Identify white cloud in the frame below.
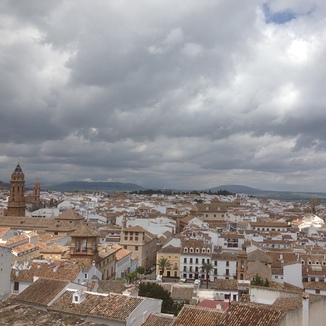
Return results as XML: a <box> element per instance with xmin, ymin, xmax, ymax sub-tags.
<box><xmin>1</xmin><ymin>0</ymin><xmax>326</xmax><ymax>192</ymax></box>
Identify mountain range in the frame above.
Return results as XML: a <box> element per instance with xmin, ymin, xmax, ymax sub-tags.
<box><xmin>0</xmin><ymin>179</ymin><xmax>325</xmax><ymax>202</ymax></box>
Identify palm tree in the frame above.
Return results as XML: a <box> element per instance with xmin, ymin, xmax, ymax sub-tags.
<box><xmin>157</xmin><ymin>257</ymin><xmax>171</xmax><ymax>282</ymax></box>
<box><xmin>201</xmin><ymin>262</ymin><xmax>214</xmax><ymax>289</ymax></box>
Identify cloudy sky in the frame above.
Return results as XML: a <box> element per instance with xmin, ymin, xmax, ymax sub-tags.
<box><xmin>1</xmin><ymin>0</ymin><xmax>326</xmax><ymax>192</ymax></box>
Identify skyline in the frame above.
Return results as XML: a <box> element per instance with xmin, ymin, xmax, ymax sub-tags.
<box><xmin>1</xmin><ymin>1</ymin><xmax>326</xmax><ymax>192</ymax></box>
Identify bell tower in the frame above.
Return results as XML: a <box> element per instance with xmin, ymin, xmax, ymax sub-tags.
<box><xmin>7</xmin><ymin>160</ymin><xmax>26</xmax><ymax>217</ymax></box>
<box><xmin>32</xmin><ymin>178</ymin><xmax>41</xmax><ymax>210</ymax></box>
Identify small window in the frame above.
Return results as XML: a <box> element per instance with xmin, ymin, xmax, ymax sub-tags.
<box><xmin>184</xmin><ymin>247</ymin><xmax>188</xmax><ymax>253</ymax></box>
<box><xmin>135</xmin><ymin>246</ymin><xmax>138</xmax><ymax>251</ymax></box>
<box><xmin>190</xmin><ymin>248</ymin><xmax>194</xmax><ymax>253</ymax></box>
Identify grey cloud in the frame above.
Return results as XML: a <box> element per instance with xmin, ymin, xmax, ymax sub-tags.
<box><xmin>1</xmin><ymin>0</ymin><xmax>326</xmax><ymax>191</ymax></box>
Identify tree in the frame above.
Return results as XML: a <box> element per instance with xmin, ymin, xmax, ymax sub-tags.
<box><xmin>136</xmin><ymin>266</ymin><xmax>145</xmax><ymax>279</ymax></box>
<box><xmin>201</xmin><ymin>262</ymin><xmax>214</xmax><ymax>289</ymax></box>
<box><xmin>138</xmin><ymin>282</ymin><xmax>174</xmax><ymax>313</ymax></box>
<box><xmin>251</xmin><ymin>273</ymin><xmax>269</xmax><ymax>287</ymax></box>
<box><xmin>157</xmin><ymin>257</ymin><xmax>171</xmax><ymax>281</ymax></box>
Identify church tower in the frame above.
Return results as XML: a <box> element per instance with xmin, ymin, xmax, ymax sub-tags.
<box><xmin>32</xmin><ymin>178</ymin><xmax>41</xmax><ymax>210</ymax></box>
<box><xmin>7</xmin><ymin>160</ymin><xmax>26</xmax><ymax>217</ymax></box>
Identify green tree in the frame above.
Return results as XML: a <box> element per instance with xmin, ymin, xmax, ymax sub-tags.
<box><xmin>201</xmin><ymin>262</ymin><xmax>214</xmax><ymax>289</ymax></box>
<box><xmin>157</xmin><ymin>257</ymin><xmax>171</xmax><ymax>281</ymax></box>
<box><xmin>136</xmin><ymin>266</ymin><xmax>145</xmax><ymax>279</ymax></box>
<box><xmin>138</xmin><ymin>282</ymin><xmax>174</xmax><ymax>313</ymax></box>
<box><xmin>172</xmin><ymin>300</ymin><xmax>189</xmax><ymax>316</ymax></box>
<box><xmin>251</xmin><ymin>274</ymin><xmax>270</xmax><ymax>287</ymax></box>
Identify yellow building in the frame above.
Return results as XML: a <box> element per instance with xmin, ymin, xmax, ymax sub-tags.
<box><xmin>156</xmin><ymin>245</ymin><xmax>181</xmax><ymax>279</ymax></box>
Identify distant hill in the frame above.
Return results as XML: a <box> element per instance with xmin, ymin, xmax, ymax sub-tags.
<box><xmin>206</xmin><ymin>184</ymin><xmax>326</xmax><ymax>202</ymax></box>
<box><xmin>0</xmin><ymin>180</ymin><xmax>10</xmax><ymax>190</ymax></box>
<box><xmin>46</xmin><ymin>181</ymin><xmax>145</xmax><ymax>193</ymax></box>
<box><xmin>206</xmin><ymin>184</ymin><xmax>261</xmax><ymax>195</ymax></box>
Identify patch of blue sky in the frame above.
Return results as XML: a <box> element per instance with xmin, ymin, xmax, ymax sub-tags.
<box><xmin>263</xmin><ymin>3</ymin><xmax>297</xmax><ymax>24</ymax></box>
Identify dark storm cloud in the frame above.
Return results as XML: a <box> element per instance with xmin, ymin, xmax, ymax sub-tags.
<box><xmin>1</xmin><ymin>0</ymin><xmax>326</xmax><ymax>191</ymax></box>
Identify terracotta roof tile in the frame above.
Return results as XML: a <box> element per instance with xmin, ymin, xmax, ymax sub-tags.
<box><xmin>15</xmin><ymin>278</ymin><xmax>69</xmax><ymax>307</ymax></box>
<box><xmin>88</xmin><ymin>293</ymin><xmax>144</xmax><ymax>320</ymax></box>
<box><xmin>11</xmin><ymin>262</ymin><xmax>80</xmax><ymax>282</ymax></box>
<box><xmin>172</xmin><ymin>305</ymin><xmax>223</xmax><ymax>326</ymax></box>
<box><xmin>142</xmin><ymin>312</ymin><xmax>175</xmax><ymax>326</ymax></box>
<box><xmin>216</xmin><ymin>302</ymin><xmax>286</xmax><ymax>326</ymax></box>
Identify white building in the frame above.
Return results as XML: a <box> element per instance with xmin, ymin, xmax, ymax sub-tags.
<box><xmin>0</xmin><ymin>246</ymin><xmax>12</xmax><ymax>301</ymax></box>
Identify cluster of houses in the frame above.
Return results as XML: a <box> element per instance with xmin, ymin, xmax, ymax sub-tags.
<box><xmin>2</xmin><ymin>163</ymin><xmax>326</xmax><ymax>324</ymax></box>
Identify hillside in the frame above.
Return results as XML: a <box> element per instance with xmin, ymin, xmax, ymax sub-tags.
<box><xmin>0</xmin><ymin>180</ymin><xmax>10</xmax><ymax>190</ymax></box>
<box><xmin>46</xmin><ymin>181</ymin><xmax>145</xmax><ymax>193</ymax></box>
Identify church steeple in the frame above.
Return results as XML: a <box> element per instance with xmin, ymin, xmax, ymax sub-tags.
<box><xmin>32</xmin><ymin>177</ymin><xmax>41</xmax><ymax>209</ymax></box>
<box><xmin>7</xmin><ymin>160</ymin><xmax>26</xmax><ymax>217</ymax></box>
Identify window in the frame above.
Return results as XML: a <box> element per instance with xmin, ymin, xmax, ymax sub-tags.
<box><xmin>190</xmin><ymin>248</ymin><xmax>194</xmax><ymax>253</ymax></box>
<box><xmin>226</xmin><ymin>261</ymin><xmax>229</xmax><ymax>267</ymax></box>
<box><xmin>184</xmin><ymin>247</ymin><xmax>188</xmax><ymax>253</ymax></box>
<box><xmin>202</xmin><ymin>259</ymin><xmax>205</xmax><ymax>264</ymax></box>
<box><xmin>214</xmin><ymin>268</ymin><xmax>217</xmax><ymax>275</ymax></box>
<box><xmin>196</xmin><ymin>258</ymin><xmax>198</xmax><ymax>264</ymax></box>
<box><xmin>214</xmin><ymin>261</ymin><xmax>217</xmax><ymax>266</ymax></box>
<box><xmin>202</xmin><ymin>248</ymin><xmax>206</xmax><ymax>253</ymax></box>
<box><xmin>135</xmin><ymin>246</ymin><xmax>138</xmax><ymax>251</ymax></box>
<box><xmin>207</xmin><ymin>248</ymin><xmax>210</xmax><ymax>253</ymax></box>
<box><xmin>14</xmin><ymin>282</ymin><xmax>19</xmax><ymax>292</ymax></box>
<box><xmin>184</xmin><ymin>258</ymin><xmax>187</xmax><ymax>263</ymax></box>
<box><xmin>190</xmin><ymin>258</ymin><xmax>193</xmax><ymax>264</ymax></box>
<box><xmin>183</xmin><ymin>266</ymin><xmax>187</xmax><ymax>272</ymax></box>
<box><xmin>196</xmin><ymin>248</ymin><xmax>199</xmax><ymax>253</ymax></box>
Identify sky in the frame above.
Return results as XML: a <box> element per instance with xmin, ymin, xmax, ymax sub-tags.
<box><xmin>1</xmin><ymin>0</ymin><xmax>326</xmax><ymax>192</ymax></box>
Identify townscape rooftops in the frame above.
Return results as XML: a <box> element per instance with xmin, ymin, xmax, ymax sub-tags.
<box><xmin>160</xmin><ymin>283</ymin><xmax>194</xmax><ymax>301</ymax></box>
<box><xmin>87</xmin><ymin>292</ymin><xmax>145</xmax><ymax>320</ymax></box>
<box><xmin>142</xmin><ymin>312</ymin><xmax>175</xmax><ymax>326</ymax></box>
<box><xmin>55</xmin><ymin>208</ymin><xmax>84</xmax><ymax>220</ymax></box>
<box><xmin>49</xmin><ymin>290</ymin><xmax>105</xmax><ymax>316</ymax></box>
<box><xmin>214</xmin><ymin>279</ymin><xmax>239</xmax><ymax>291</ymax></box>
<box><xmin>172</xmin><ymin>304</ymin><xmax>223</xmax><ymax>326</ymax></box>
<box><xmin>15</xmin><ymin>278</ymin><xmax>69</xmax><ymax>307</ymax></box>
<box><xmin>11</xmin><ymin>262</ymin><xmax>80</xmax><ymax>282</ymax></box>
<box><xmin>0</xmin><ymin>227</ymin><xmax>10</xmax><ymax>237</ymax></box>
<box><xmin>69</xmin><ymin>223</ymin><xmax>98</xmax><ymax>237</ymax></box>
<box><xmin>215</xmin><ymin>301</ymin><xmax>286</xmax><ymax>326</ymax></box>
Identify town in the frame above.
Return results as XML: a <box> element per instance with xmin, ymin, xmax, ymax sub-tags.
<box><xmin>1</xmin><ymin>162</ymin><xmax>326</xmax><ymax>325</ymax></box>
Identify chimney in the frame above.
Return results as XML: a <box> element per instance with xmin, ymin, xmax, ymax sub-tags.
<box><xmin>302</xmin><ymin>292</ymin><xmax>309</xmax><ymax>326</ymax></box>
